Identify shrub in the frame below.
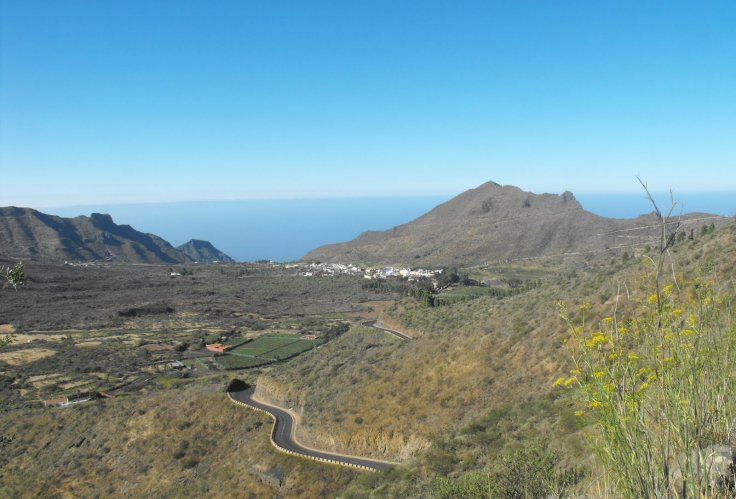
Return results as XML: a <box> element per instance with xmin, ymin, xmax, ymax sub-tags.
<box><xmin>557</xmin><ymin>186</ymin><xmax>736</xmax><ymax>496</ymax></box>
<box><xmin>181</xmin><ymin>456</ymin><xmax>199</xmax><ymax>469</ymax></box>
<box><xmin>430</xmin><ymin>442</ymin><xmax>583</xmax><ymax>498</ymax></box>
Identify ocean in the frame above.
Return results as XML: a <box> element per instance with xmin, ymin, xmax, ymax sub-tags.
<box><xmin>47</xmin><ymin>192</ymin><xmax>734</xmax><ymax>262</ymax></box>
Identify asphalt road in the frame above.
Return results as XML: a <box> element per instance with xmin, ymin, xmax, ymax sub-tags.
<box><xmin>364</xmin><ymin>320</ymin><xmax>412</xmax><ymax>340</ymax></box>
<box><xmin>230</xmin><ymin>386</ymin><xmax>394</xmax><ymax>471</ymax></box>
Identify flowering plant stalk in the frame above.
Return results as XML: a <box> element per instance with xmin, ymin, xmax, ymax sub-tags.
<box><xmin>558</xmin><ymin>276</ymin><xmax>735</xmax><ymax>497</ymax></box>
<box><xmin>556</xmin><ymin>182</ymin><xmax>735</xmax><ymax>497</ymax></box>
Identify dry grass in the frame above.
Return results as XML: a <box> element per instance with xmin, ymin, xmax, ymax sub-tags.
<box><xmin>8</xmin><ymin>333</ymin><xmax>66</xmax><ymax>343</ymax></box>
<box><xmin>0</xmin><ymin>347</ymin><xmax>57</xmax><ymax>366</ymax></box>
<box><xmin>28</xmin><ymin>373</ymin><xmax>65</xmax><ymax>388</ymax></box>
<box><xmin>0</xmin><ymin>382</ymin><xmax>359</xmax><ymax>498</ymax></box>
<box><xmin>0</xmin><ymin>324</ymin><xmax>15</xmax><ymax>333</ymax></box>
<box><xmin>76</xmin><ymin>341</ymin><xmax>102</xmax><ymax>348</ymax></box>
<box><xmin>60</xmin><ymin>379</ymin><xmax>92</xmax><ymax>390</ymax></box>
<box><xmin>351</xmin><ymin>300</ymin><xmax>395</xmax><ymax>320</ymax></box>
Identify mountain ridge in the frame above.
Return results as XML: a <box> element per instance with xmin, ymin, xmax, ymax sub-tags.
<box><xmin>303</xmin><ymin>182</ymin><xmax>722</xmax><ymax>266</ymax></box>
<box><xmin>0</xmin><ymin>207</ymin><xmax>230</xmax><ymax>264</ymax></box>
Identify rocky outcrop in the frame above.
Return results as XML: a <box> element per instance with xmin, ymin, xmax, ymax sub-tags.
<box><xmin>671</xmin><ymin>445</ymin><xmax>736</xmax><ymax>495</ymax></box>
<box><xmin>298</xmin><ymin>425</ymin><xmax>429</xmax><ymax>462</ymax></box>
<box><xmin>253</xmin><ymin>376</ymin><xmax>305</xmax><ymax>416</ymax></box>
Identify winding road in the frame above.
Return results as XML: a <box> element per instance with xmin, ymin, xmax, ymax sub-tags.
<box><xmin>363</xmin><ymin>320</ymin><xmax>413</xmax><ymax>340</ymax></box>
<box><xmin>228</xmin><ymin>385</ymin><xmax>396</xmax><ymax>472</ymax></box>
<box><xmin>226</xmin><ymin>321</ymin><xmax>411</xmax><ymax>471</ymax></box>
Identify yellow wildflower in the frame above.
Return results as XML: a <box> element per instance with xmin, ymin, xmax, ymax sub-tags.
<box><xmin>671</xmin><ymin>308</ymin><xmax>683</xmax><ymax>317</ymax></box>
<box><xmin>589</xmin><ymin>400</ymin><xmax>603</xmax><ymax>408</ymax></box>
<box><xmin>552</xmin><ymin>377</ymin><xmax>566</xmax><ymax>387</ymax></box>
<box><xmin>647</xmin><ymin>293</ymin><xmax>658</xmax><ymax>304</ymax></box>
<box><xmin>593</xmin><ymin>371</ymin><xmax>605</xmax><ymax>379</ymax></box>
<box><xmin>574</xmin><ymin>410</ymin><xmax>584</xmax><ymax>417</ymax></box>
<box><xmin>563</xmin><ymin>377</ymin><xmax>576</xmax><ymax>386</ymax></box>
<box><xmin>585</xmin><ymin>332</ymin><xmax>607</xmax><ymax>348</ymax></box>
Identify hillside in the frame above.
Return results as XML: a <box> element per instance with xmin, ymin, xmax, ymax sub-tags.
<box><xmin>0</xmin><ymin>380</ymin><xmax>356</xmax><ymax>498</ymax></box>
<box><xmin>303</xmin><ymin>182</ymin><xmax>721</xmax><ymax>266</ymax></box>
<box><xmin>263</xmin><ymin>222</ymin><xmax>736</xmax><ymax>496</ymax></box>
<box><xmin>177</xmin><ymin>239</ymin><xmax>234</xmax><ymax>263</ymax></box>
<box><xmin>0</xmin><ymin>207</ymin><xmax>220</xmax><ymax>264</ymax></box>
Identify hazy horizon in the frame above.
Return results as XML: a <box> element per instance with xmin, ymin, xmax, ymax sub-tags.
<box><xmin>44</xmin><ymin>191</ymin><xmax>735</xmax><ymax>262</ymax></box>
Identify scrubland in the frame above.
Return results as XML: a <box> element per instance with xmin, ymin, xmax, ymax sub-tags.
<box><xmin>0</xmin><ymin>222</ymin><xmax>733</xmax><ymax>497</ymax></box>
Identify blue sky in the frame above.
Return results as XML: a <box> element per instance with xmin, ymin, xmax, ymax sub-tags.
<box><xmin>2</xmin><ymin>1</ymin><xmax>735</xmax><ymax>208</ymax></box>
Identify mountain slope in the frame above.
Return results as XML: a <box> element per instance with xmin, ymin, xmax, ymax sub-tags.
<box><xmin>303</xmin><ymin>182</ymin><xmax>719</xmax><ymax>266</ymax></box>
<box><xmin>177</xmin><ymin>239</ymin><xmax>235</xmax><ymax>263</ymax></box>
<box><xmin>0</xmin><ymin>207</ymin><xmax>189</xmax><ymax>264</ymax></box>
<box><xmin>264</xmin><ymin>223</ymin><xmax>736</xmax><ymax>496</ymax></box>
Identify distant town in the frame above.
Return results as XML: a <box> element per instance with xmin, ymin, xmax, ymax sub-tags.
<box><xmin>282</xmin><ymin>262</ymin><xmax>443</xmax><ymax>281</ymax></box>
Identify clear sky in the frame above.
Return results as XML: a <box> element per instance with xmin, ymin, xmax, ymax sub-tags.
<box><xmin>2</xmin><ymin>1</ymin><xmax>735</xmax><ymax>208</ymax></box>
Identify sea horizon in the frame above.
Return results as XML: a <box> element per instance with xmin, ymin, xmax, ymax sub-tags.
<box><xmin>43</xmin><ymin>192</ymin><xmax>734</xmax><ymax>263</ymax></box>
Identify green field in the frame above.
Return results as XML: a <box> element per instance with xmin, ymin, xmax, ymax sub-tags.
<box><xmin>434</xmin><ymin>285</ymin><xmax>490</xmax><ymax>306</ymax></box>
<box><xmin>214</xmin><ymin>355</ymin><xmax>272</xmax><ymax>369</ymax></box>
<box><xmin>223</xmin><ymin>335</ymin><xmax>248</xmax><ymax>348</ymax></box>
<box><xmin>216</xmin><ymin>335</ymin><xmax>323</xmax><ymax>369</ymax></box>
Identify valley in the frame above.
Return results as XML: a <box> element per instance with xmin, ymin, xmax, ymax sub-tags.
<box><xmin>1</xmin><ymin>187</ymin><xmax>734</xmax><ymax>497</ymax></box>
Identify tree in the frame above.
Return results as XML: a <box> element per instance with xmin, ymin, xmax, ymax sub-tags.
<box><xmin>1</xmin><ymin>262</ymin><xmax>25</xmax><ymax>290</ymax></box>
<box><xmin>1</xmin><ymin>262</ymin><xmax>25</xmax><ymax>349</ymax></box>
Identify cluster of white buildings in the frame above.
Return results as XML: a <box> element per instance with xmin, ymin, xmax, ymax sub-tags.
<box><xmin>363</xmin><ymin>266</ymin><xmax>442</xmax><ymax>281</ymax></box>
<box><xmin>283</xmin><ymin>262</ymin><xmax>441</xmax><ymax>281</ymax></box>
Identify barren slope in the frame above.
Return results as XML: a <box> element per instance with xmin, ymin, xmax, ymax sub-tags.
<box><xmin>304</xmin><ymin>182</ymin><xmax>719</xmax><ymax>266</ymax></box>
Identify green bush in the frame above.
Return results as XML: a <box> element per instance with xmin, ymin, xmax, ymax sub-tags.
<box><xmin>430</xmin><ymin>442</ymin><xmax>582</xmax><ymax>498</ymax></box>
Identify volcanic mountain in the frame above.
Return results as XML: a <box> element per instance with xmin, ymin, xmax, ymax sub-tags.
<box><xmin>0</xmin><ymin>207</ymin><xmax>227</xmax><ymax>264</ymax></box>
<box><xmin>303</xmin><ymin>182</ymin><xmax>718</xmax><ymax>266</ymax></box>
<box><xmin>177</xmin><ymin>239</ymin><xmax>234</xmax><ymax>263</ymax></box>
